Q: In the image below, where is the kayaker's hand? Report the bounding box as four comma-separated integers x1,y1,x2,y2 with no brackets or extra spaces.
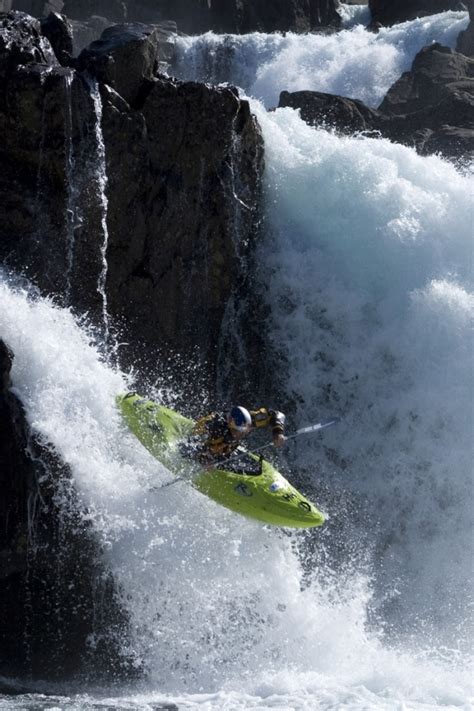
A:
273,433,285,448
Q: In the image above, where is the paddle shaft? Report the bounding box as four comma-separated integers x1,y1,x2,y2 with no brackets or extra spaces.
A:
228,416,342,461
151,416,341,489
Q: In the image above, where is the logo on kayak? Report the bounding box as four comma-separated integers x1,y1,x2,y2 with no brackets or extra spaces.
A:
234,483,253,497
269,480,285,493
298,501,312,513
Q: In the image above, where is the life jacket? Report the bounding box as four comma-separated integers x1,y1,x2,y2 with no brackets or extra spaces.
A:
192,412,238,458
192,408,285,459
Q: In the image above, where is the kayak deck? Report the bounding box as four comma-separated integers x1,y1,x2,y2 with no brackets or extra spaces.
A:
117,393,325,529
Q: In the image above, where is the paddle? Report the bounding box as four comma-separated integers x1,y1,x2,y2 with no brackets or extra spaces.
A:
242,416,342,458
151,416,341,490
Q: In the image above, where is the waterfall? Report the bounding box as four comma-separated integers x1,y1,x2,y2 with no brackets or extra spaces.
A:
251,99,474,644
1,8,472,709
172,11,469,108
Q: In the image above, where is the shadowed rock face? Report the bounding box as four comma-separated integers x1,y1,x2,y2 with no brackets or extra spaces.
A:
0,340,138,681
0,13,264,388
77,22,166,104
60,0,342,33
102,77,263,382
368,0,466,27
279,90,381,134
279,43,474,161
39,10,73,64
457,2,474,56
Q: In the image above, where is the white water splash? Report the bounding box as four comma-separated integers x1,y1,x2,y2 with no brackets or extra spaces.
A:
251,99,474,648
172,11,469,108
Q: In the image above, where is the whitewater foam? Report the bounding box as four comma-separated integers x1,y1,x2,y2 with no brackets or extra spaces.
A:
251,100,474,648
173,11,469,108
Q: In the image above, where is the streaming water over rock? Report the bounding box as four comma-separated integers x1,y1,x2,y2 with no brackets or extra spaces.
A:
84,75,110,338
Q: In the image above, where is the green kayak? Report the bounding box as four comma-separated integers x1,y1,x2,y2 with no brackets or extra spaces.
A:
117,393,325,529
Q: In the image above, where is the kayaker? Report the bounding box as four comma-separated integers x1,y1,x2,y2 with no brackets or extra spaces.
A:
191,406,286,463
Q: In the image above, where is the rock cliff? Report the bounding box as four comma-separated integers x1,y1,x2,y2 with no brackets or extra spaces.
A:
0,12,264,391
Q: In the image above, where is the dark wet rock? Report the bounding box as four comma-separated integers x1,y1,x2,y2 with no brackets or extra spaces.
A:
457,21,474,56
40,10,73,65
61,0,342,33
279,43,474,161
0,10,264,390
379,43,474,157
0,340,137,681
279,89,381,134
378,43,474,116
77,22,169,106
368,0,466,27
0,10,57,74
77,21,177,103
103,77,264,384
0,43,106,305
127,0,210,31
208,0,342,33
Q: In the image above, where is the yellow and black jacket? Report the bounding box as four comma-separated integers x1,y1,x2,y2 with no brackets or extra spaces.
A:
192,408,285,460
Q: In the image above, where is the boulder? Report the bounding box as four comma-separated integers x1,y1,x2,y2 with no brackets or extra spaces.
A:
379,43,474,157
279,89,381,134
378,43,474,116
103,77,264,384
77,22,175,105
209,0,341,33
70,14,110,55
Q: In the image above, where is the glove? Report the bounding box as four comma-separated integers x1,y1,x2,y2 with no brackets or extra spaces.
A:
273,433,286,448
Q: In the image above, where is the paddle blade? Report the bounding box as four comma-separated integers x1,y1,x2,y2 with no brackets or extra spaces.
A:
296,417,341,435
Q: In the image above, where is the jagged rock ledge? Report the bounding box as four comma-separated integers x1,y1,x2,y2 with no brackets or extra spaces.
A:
0,12,265,398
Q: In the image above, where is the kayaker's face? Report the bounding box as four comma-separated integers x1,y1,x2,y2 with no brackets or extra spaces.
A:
228,417,250,440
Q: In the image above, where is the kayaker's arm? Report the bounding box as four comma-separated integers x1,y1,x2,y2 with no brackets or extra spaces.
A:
249,408,286,447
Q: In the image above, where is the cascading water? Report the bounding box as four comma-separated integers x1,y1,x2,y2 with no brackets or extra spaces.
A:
252,100,473,647
1,8,472,711
172,11,469,108
1,276,471,708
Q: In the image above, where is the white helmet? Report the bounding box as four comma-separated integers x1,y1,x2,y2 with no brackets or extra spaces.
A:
229,406,252,432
